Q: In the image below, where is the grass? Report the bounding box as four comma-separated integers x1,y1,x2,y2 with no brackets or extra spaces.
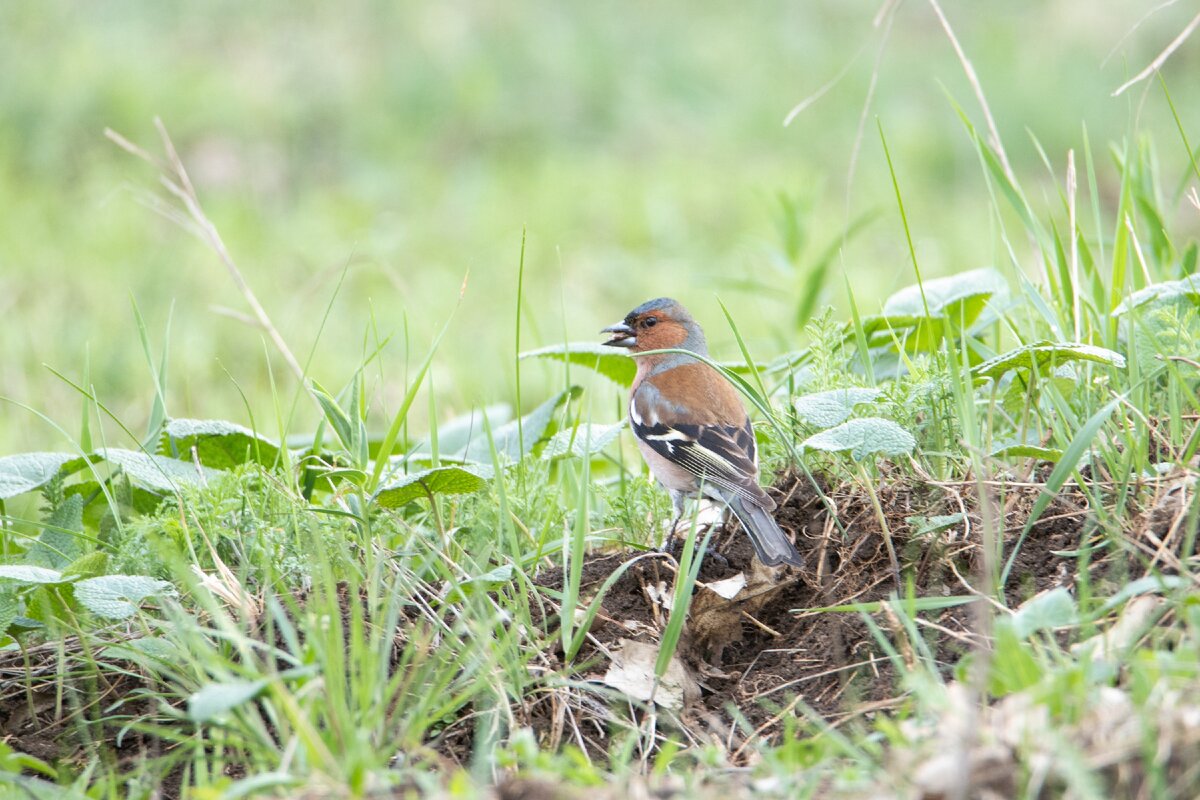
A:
2,2,1200,799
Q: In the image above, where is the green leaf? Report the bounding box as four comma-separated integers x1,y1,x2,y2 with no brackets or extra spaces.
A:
26,494,85,568
0,452,77,499
801,417,916,461
973,341,1126,381
443,564,515,602
97,448,223,493
188,678,269,723
0,739,57,779
461,387,580,462
1000,364,1078,415
519,342,637,387
409,404,512,460
164,418,281,469
63,551,109,580
73,575,174,619
0,588,17,636
1010,587,1078,640
101,636,181,670
0,565,67,585
988,622,1044,695
1111,274,1200,316
905,513,965,537
373,464,493,508
792,388,882,428
542,421,626,459
989,442,1065,462
882,267,1008,326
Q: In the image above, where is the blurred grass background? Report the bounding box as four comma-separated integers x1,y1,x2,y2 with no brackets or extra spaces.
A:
2,0,1198,453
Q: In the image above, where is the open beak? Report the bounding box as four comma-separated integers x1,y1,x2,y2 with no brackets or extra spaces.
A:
601,321,636,348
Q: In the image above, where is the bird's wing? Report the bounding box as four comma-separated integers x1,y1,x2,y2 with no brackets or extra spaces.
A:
631,389,771,508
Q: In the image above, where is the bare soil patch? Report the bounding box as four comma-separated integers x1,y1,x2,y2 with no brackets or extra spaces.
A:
527,468,1126,760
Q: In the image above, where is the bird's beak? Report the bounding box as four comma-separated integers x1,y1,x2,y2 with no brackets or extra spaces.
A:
601,321,636,348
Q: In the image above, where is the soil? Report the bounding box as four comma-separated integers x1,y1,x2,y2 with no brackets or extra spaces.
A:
525,468,1118,761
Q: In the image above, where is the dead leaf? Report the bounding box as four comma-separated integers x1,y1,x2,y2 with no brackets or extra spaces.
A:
601,638,700,711
687,559,790,665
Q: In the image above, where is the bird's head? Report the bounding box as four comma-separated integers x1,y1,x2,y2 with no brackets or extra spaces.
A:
601,297,705,354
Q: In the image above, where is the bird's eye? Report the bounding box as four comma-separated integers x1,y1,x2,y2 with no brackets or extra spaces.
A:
642,317,658,328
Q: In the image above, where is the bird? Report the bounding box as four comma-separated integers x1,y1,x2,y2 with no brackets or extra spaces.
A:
601,298,804,568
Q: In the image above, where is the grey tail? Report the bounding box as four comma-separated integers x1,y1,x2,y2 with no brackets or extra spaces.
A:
725,495,804,568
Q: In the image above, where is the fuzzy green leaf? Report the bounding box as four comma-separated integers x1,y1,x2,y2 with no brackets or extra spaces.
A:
410,404,512,461
0,453,77,499
0,588,17,636
188,679,269,723
801,417,916,461
1112,274,1200,316
973,341,1126,381
97,448,223,493
542,421,626,459
989,439,1065,461
520,342,637,387
164,418,281,469
0,565,67,585
906,513,965,537
26,494,86,568
882,267,1008,325
373,464,493,508
792,388,882,428
1011,587,1078,639
73,575,174,619
461,387,580,462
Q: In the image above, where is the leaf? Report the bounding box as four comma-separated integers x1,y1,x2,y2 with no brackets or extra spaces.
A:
310,381,362,465
882,267,1008,326
973,341,1126,381
409,404,512,460
164,418,281,469
461,387,580,462
999,364,1078,415
601,638,699,711
1112,274,1200,316
0,452,77,499
989,442,1065,461
520,342,637,387
906,513,965,537
0,588,18,636
542,421,626,459
26,494,85,568
73,575,174,619
792,388,882,428
188,678,269,723
101,636,181,670
97,448,223,493
442,564,515,602
1010,587,1078,639
63,551,110,580
801,417,916,461
0,565,67,585
373,464,494,508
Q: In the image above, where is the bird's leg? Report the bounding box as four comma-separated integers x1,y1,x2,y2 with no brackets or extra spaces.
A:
663,491,687,553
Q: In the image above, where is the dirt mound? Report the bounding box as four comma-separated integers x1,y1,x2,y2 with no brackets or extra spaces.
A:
528,469,1110,760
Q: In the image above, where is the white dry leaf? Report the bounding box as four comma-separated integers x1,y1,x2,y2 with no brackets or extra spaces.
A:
643,580,674,611
601,638,700,711
702,572,747,600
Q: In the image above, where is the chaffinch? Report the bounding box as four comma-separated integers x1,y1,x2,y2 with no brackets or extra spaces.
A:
601,298,804,568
